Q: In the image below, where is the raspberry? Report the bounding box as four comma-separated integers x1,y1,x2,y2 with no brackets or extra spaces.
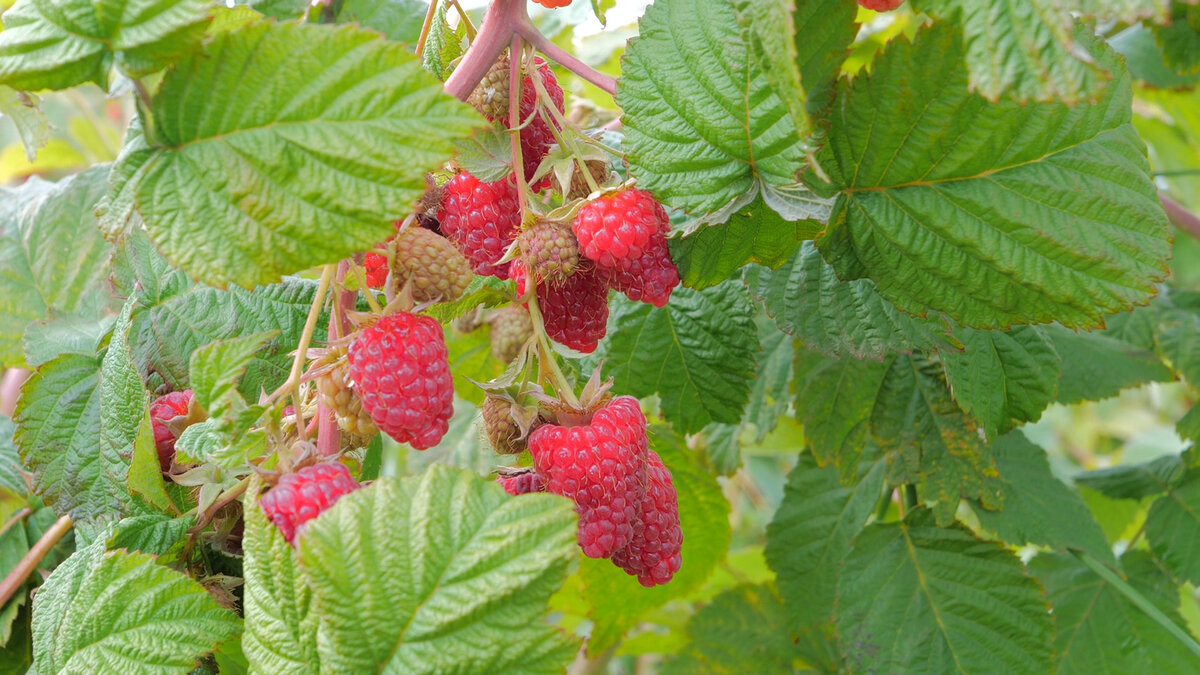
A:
364,251,388,288
567,160,611,200
573,189,667,266
150,390,194,471
489,306,533,363
519,219,579,283
470,55,564,182
573,190,679,307
497,469,546,496
389,227,473,303
512,261,609,353
438,171,521,279
532,0,573,7
482,393,540,455
259,462,360,545
347,313,455,450
313,345,378,444
596,246,680,308
528,396,648,559
610,449,683,587
858,0,903,10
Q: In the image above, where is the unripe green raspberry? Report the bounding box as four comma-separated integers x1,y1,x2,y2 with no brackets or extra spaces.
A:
568,160,612,200
519,219,580,283
489,306,533,363
482,394,526,455
467,52,511,121
313,346,378,445
389,227,473,303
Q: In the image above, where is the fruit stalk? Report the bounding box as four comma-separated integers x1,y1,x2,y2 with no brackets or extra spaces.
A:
513,15,617,95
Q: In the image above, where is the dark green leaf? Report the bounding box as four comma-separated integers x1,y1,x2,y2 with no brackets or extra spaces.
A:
661,583,803,675
1075,454,1184,500
1145,466,1200,584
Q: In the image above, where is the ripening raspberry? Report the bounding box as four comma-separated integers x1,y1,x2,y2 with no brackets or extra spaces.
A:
259,462,361,545
528,396,649,559
438,171,521,279
497,470,547,496
150,389,194,472
858,0,903,10
347,312,455,450
532,0,573,7
512,260,610,353
469,55,564,182
573,189,680,307
610,449,683,587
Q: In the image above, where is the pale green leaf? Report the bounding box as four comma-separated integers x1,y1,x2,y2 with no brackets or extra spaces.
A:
242,480,320,675
581,429,731,653
21,314,112,369
0,0,211,91
189,331,279,416
123,21,483,288
942,326,1061,438
589,282,757,434
106,514,191,560
339,0,426,43
420,0,463,81
96,298,147,516
299,466,579,673
0,167,112,368
765,453,886,631
971,433,1115,565
837,509,1054,674
618,0,812,218
746,242,953,360
126,402,173,513
661,583,803,675
1154,6,1200,76
1032,550,1197,674
32,540,241,674
1145,466,1200,584
669,197,818,291
0,87,47,161
818,22,1169,329
873,355,1003,524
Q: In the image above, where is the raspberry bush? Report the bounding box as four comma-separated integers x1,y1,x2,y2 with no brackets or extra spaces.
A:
1,0,1200,672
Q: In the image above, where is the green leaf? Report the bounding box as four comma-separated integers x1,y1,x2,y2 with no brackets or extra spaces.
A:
908,0,1109,104
741,317,793,444
837,508,1054,674
0,167,112,368
339,0,426,43
96,299,148,515
189,331,280,416
1110,22,1200,88
424,275,511,324
941,326,1061,438
1156,306,1200,386
746,242,953,360
970,433,1115,565
1031,550,1198,673
669,197,818,290
792,348,890,480
590,282,758,434
420,0,464,81
242,480,320,675
0,0,211,91
1075,453,1184,500
0,87,48,161
1154,6,1200,76
21,314,112,369
299,466,579,672
872,355,1003,525
792,0,859,125
618,0,822,220
660,583,802,675
106,514,191,560
818,22,1169,329
126,400,173,514
31,539,241,674
13,353,103,516
1045,323,1174,404
765,453,886,632
122,21,483,288
1145,466,1200,584
581,429,731,653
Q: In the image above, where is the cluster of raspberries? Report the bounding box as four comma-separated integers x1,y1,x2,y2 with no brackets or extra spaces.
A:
496,396,683,587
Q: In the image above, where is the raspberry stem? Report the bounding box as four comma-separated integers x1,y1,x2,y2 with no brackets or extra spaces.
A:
524,288,581,409
267,265,334,420
513,17,617,96
530,73,601,194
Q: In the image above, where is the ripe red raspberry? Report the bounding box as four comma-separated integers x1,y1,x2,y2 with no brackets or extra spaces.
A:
364,251,388,288
150,390,194,471
497,469,547,496
574,190,667,265
512,261,609,353
611,450,683,587
529,396,648,559
259,462,361,545
596,246,680,308
438,171,521,279
347,313,455,450
859,0,903,10
519,219,580,283
532,0,573,7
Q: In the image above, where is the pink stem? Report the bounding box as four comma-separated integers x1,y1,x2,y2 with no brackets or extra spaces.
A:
315,262,358,457
1162,193,1200,240
0,368,29,417
514,19,617,96
444,0,521,101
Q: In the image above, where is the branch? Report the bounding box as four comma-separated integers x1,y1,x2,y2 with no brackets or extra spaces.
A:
0,515,72,609
443,0,522,101
1161,193,1200,240
514,20,617,96
0,368,29,417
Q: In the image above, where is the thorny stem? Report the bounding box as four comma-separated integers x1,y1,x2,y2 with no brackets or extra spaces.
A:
414,0,440,58
0,508,32,540
514,16,617,95
0,515,72,609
